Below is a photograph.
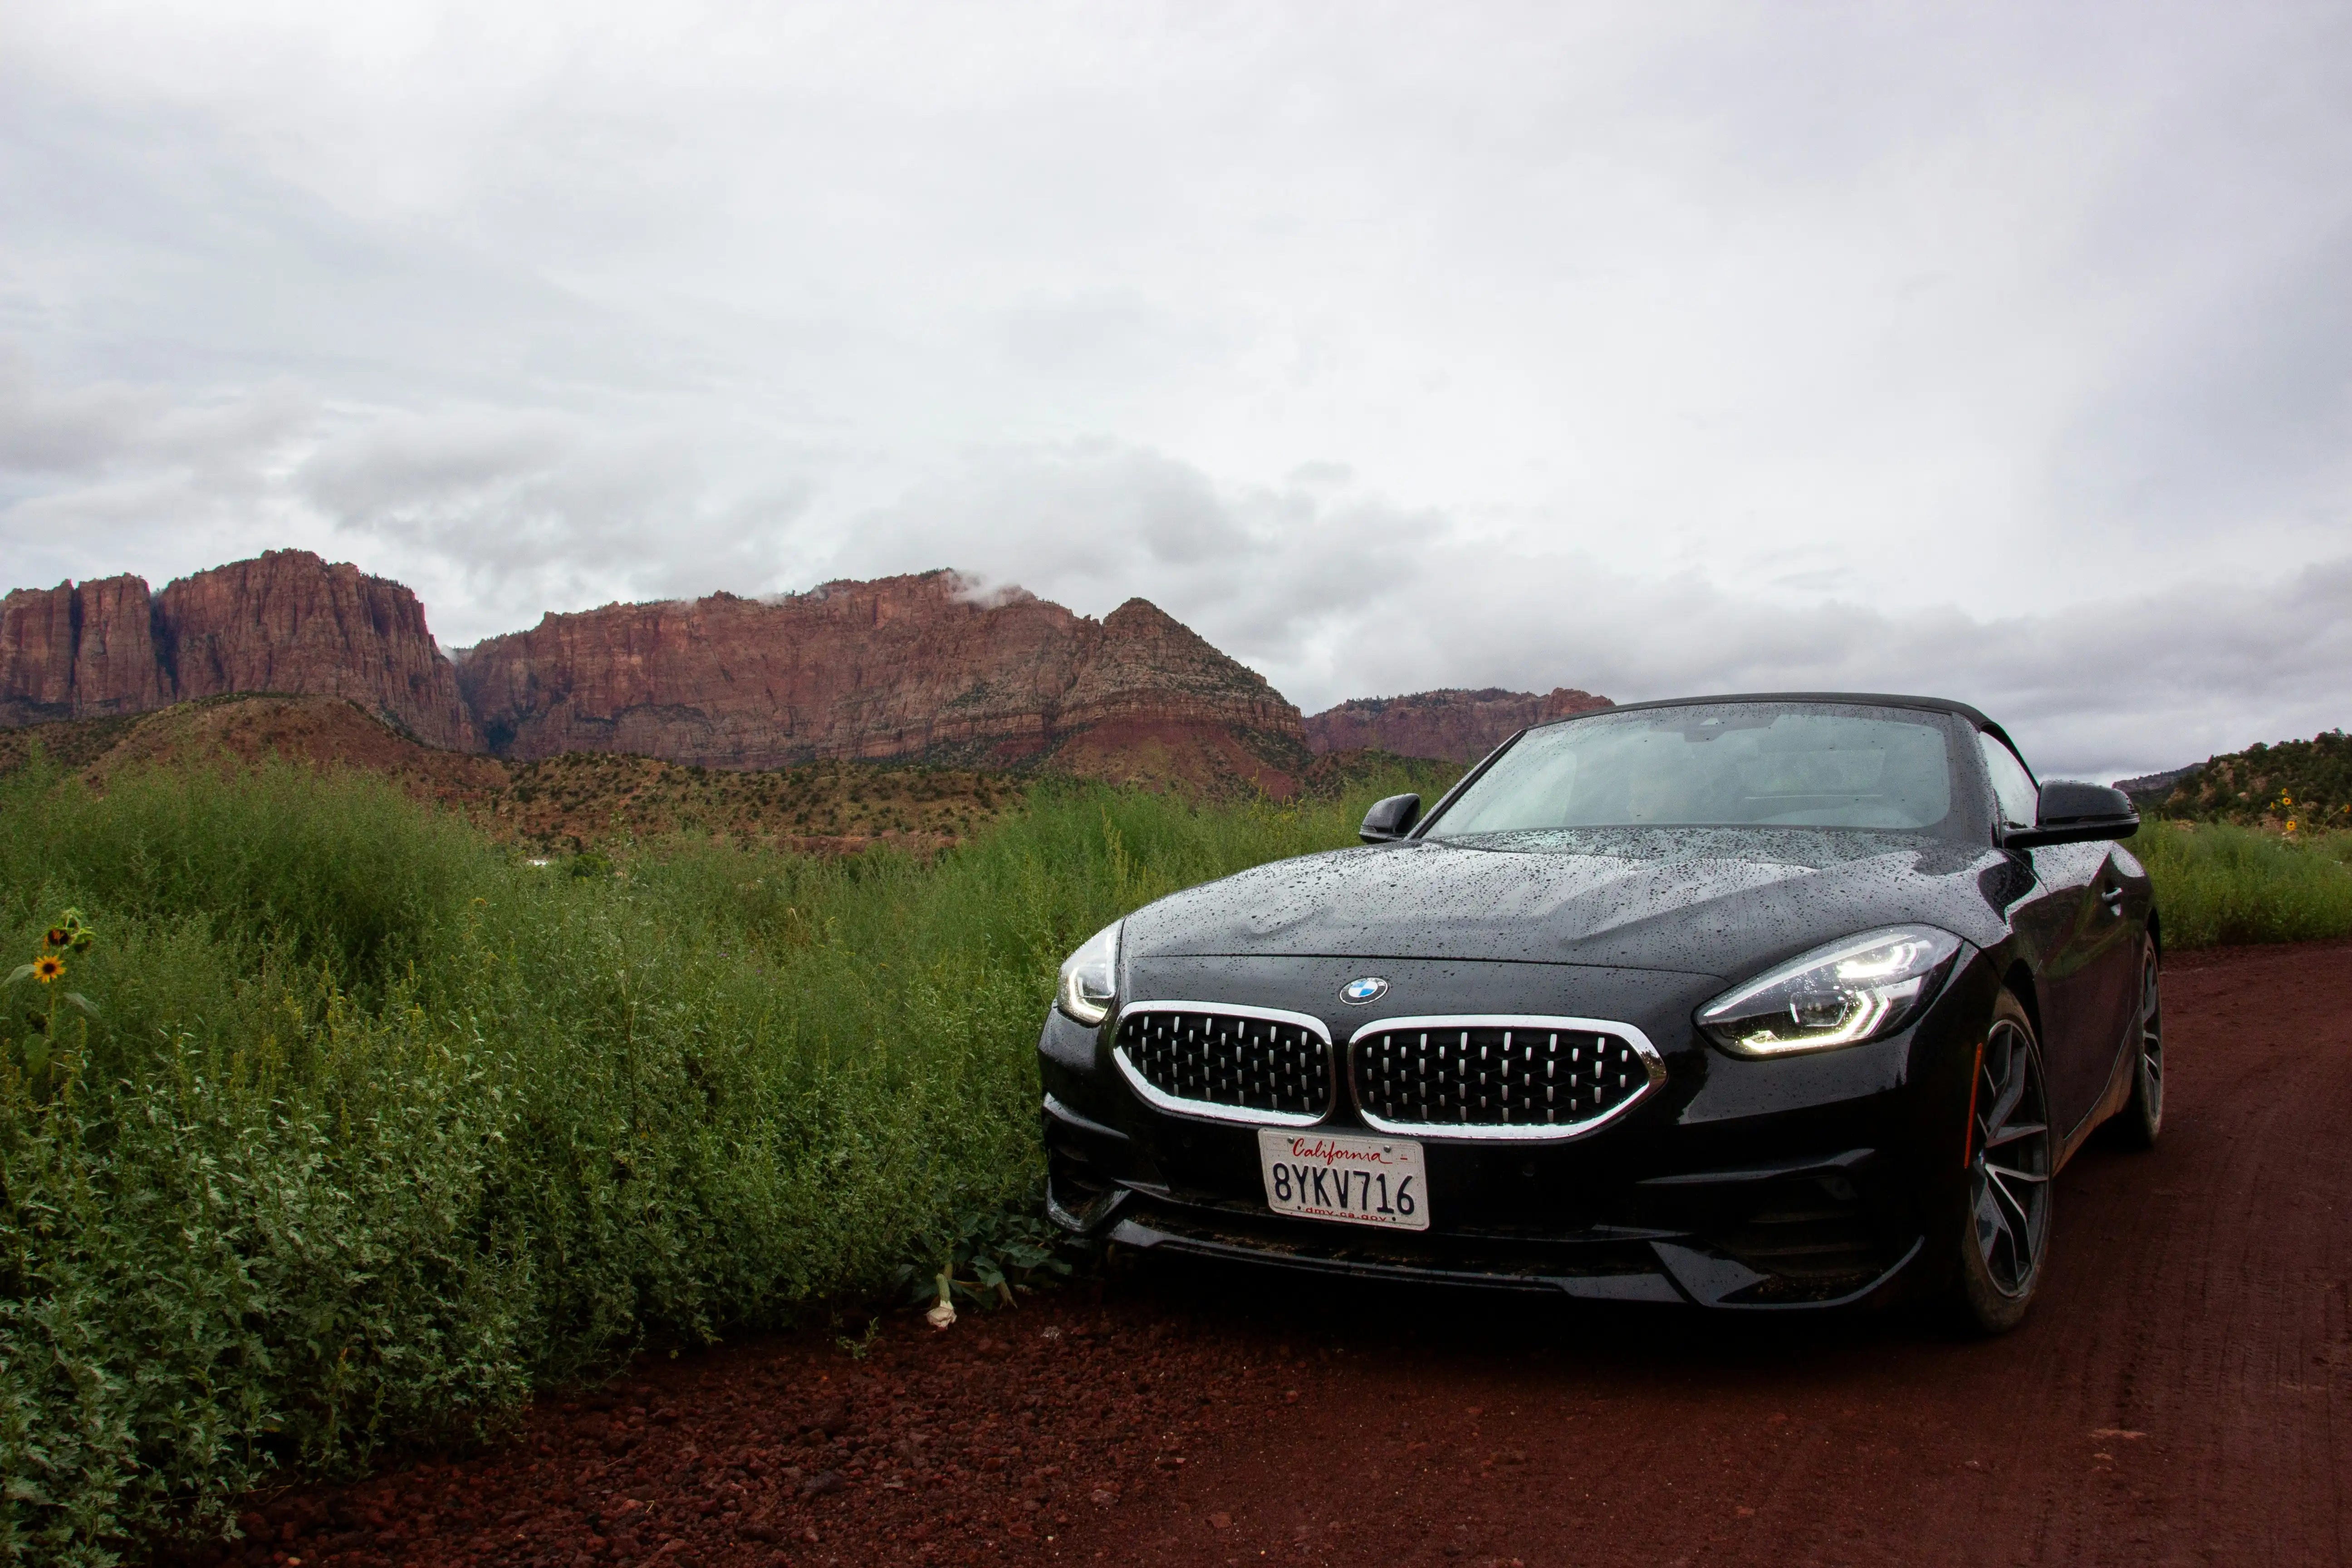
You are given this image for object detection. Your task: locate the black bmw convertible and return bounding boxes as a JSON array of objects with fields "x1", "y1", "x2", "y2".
[{"x1": 1037, "y1": 693, "x2": 2161, "y2": 1331}]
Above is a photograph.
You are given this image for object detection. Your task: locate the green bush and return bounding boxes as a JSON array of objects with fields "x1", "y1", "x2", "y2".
[
  {"x1": 2133, "y1": 820, "x2": 2352, "y2": 948},
  {"x1": 0, "y1": 759, "x2": 1450, "y2": 1563},
  {"x1": 0, "y1": 757, "x2": 490, "y2": 984},
  {"x1": 2145, "y1": 727, "x2": 2352, "y2": 827}
]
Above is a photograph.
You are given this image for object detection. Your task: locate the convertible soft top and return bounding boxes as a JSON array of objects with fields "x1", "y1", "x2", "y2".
[
  {"x1": 1530, "y1": 691, "x2": 1995, "y2": 728},
  {"x1": 1521, "y1": 691, "x2": 2016, "y2": 761}
]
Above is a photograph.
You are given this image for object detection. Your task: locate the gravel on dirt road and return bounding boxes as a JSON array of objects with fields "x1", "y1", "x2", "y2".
[
  {"x1": 189, "y1": 940, "x2": 2350, "y2": 1568},
  {"x1": 176, "y1": 1308, "x2": 1294, "y2": 1568}
]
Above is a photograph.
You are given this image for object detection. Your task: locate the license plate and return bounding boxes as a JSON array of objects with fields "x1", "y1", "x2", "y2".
[{"x1": 1256, "y1": 1127, "x2": 1429, "y2": 1231}]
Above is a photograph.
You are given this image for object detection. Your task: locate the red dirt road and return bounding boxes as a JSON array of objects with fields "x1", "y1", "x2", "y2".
[
  {"x1": 1072, "y1": 940, "x2": 2351, "y2": 1568},
  {"x1": 205, "y1": 942, "x2": 2348, "y2": 1568}
]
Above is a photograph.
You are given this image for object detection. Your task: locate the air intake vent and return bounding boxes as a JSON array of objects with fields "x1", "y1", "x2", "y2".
[
  {"x1": 1114, "y1": 1007, "x2": 1332, "y2": 1125},
  {"x1": 1352, "y1": 1017, "x2": 1662, "y2": 1139}
]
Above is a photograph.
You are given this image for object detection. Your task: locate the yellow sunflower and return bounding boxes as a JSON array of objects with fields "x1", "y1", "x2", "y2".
[{"x1": 32, "y1": 955, "x2": 65, "y2": 984}]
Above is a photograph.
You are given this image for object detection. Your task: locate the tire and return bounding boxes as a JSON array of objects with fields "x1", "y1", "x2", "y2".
[
  {"x1": 2112, "y1": 936, "x2": 2163, "y2": 1149},
  {"x1": 1949, "y1": 990, "x2": 2055, "y2": 1336}
]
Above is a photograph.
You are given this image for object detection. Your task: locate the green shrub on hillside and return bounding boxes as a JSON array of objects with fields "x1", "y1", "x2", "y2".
[
  {"x1": 0, "y1": 757, "x2": 1453, "y2": 1563},
  {"x1": 2147, "y1": 728, "x2": 2352, "y2": 829}
]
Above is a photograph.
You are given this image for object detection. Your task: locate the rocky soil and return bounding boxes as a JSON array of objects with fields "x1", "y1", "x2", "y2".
[
  {"x1": 0, "y1": 694, "x2": 1446, "y2": 851},
  {"x1": 174, "y1": 1302, "x2": 1291, "y2": 1568}
]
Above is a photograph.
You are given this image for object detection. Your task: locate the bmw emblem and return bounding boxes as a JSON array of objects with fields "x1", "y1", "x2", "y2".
[{"x1": 1340, "y1": 976, "x2": 1390, "y2": 1004}]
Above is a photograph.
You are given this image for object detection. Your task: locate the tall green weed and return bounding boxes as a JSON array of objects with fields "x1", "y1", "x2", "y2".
[
  {"x1": 0, "y1": 760, "x2": 1447, "y2": 1563},
  {"x1": 0, "y1": 757, "x2": 488, "y2": 984},
  {"x1": 2132, "y1": 820, "x2": 2352, "y2": 948}
]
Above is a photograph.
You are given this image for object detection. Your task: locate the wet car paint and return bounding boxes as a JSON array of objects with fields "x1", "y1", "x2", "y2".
[{"x1": 1041, "y1": 696, "x2": 2157, "y2": 1311}]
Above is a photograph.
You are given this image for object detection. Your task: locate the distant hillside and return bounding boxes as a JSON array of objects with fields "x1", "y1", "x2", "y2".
[
  {"x1": 0, "y1": 694, "x2": 1446, "y2": 855},
  {"x1": 0, "y1": 695, "x2": 1019, "y2": 855},
  {"x1": 2136, "y1": 730, "x2": 2352, "y2": 830},
  {"x1": 1303, "y1": 686, "x2": 1611, "y2": 762},
  {"x1": 2115, "y1": 764, "x2": 2203, "y2": 803},
  {"x1": 3, "y1": 549, "x2": 1625, "y2": 799}
]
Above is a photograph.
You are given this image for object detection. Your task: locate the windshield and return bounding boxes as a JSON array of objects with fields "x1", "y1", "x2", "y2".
[{"x1": 1422, "y1": 703, "x2": 1959, "y2": 838}]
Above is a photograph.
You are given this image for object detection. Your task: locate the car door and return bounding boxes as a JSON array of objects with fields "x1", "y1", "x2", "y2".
[
  {"x1": 1976, "y1": 732, "x2": 2124, "y2": 1137},
  {"x1": 2064, "y1": 842, "x2": 2146, "y2": 1123}
]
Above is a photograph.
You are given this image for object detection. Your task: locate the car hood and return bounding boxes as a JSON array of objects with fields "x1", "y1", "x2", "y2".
[{"x1": 1120, "y1": 827, "x2": 2007, "y2": 980}]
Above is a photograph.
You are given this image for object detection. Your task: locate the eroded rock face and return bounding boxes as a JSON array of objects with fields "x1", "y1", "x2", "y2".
[
  {"x1": 1303, "y1": 686, "x2": 1612, "y2": 762},
  {"x1": 0, "y1": 551, "x2": 475, "y2": 749},
  {"x1": 156, "y1": 553, "x2": 476, "y2": 750},
  {"x1": 0, "y1": 575, "x2": 166, "y2": 724},
  {"x1": 12, "y1": 553, "x2": 1630, "y2": 796},
  {"x1": 455, "y1": 572, "x2": 1305, "y2": 773}
]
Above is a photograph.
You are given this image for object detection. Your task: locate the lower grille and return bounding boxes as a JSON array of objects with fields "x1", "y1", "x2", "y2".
[
  {"x1": 1114, "y1": 1007, "x2": 1331, "y2": 1123},
  {"x1": 1353, "y1": 1018, "x2": 1661, "y2": 1137}
]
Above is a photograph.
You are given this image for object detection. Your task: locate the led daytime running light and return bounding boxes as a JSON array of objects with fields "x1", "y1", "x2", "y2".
[
  {"x1": 1056, "y1": 920, "x2": 1122, "y2": 1026},
  {"x1": 1699, "y1": 925, "x2": 1962, "y2": 1058}
]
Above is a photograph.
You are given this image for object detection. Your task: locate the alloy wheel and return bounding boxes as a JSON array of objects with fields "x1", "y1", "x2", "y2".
[
  {"x1": 2138, "y1": 949, "x2": 2164, "y2": 1125},
  {"x1": 1970, "y1": 1020, "x2": 2051, "y2": 1298}
]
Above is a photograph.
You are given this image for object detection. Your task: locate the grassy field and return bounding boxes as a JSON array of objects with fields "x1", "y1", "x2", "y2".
[
  {"x1": 2130, "y1": 818, "x2": 2352, "y2": 947},
  {"x1": 1, "y1": 758, "x2": 2345, "y2": 1563},
  {"x1": 0, "y1": 755, "x2": 1453, "y2": 1563}
]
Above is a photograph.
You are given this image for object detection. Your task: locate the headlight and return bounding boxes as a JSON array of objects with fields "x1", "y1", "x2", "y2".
[
  {"x1": 1056, "y1": 920, "x2": 1122, "y2": 1026},
  {"x1": 1697, "y1": 925, "x2": 1963, "y2": 1057}
]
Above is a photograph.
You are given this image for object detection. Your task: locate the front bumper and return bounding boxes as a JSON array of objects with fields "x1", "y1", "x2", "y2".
[{"x1": 1040, "y1": 952, "x2": 1993, "y2": 1310}]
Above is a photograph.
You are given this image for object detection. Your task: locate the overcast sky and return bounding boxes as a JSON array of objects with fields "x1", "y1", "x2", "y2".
[{"x1": 3, "y1": 2, "x2": 2347, "y2": 780}]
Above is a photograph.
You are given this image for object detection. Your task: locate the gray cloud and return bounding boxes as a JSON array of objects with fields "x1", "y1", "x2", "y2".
[
  {"x1": 849, "y1": 441, "x2": 2350, "y2": 781},
  {"x1": 0, "y1": 2, "x2": 2346, "y2": 778},
  {"x1": 296, "y1": 407, "x2": 825, "y2": 640}
]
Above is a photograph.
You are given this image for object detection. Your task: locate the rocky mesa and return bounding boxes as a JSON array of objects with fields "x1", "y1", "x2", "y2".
[
  {"x1": 1303, "y1": 686, "x2": 1612, "y2": 762},
  {"x1": 0, "y1": 551, "x2": 475, "y2": 750},
  {"x1": 2, "y1": 550, "x2": 1617, "y2": 789},
  {"x1": 454, "y1": 571, "x2": 1307, "y2": 786},
  {"x1": 0, "y1": 554, "x2": 1318, "y2": 792}
]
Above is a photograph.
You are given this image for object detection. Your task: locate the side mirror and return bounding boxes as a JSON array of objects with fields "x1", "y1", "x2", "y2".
[
  {"x1": 2004, "y1": 780, "x2": 2139, "y2": 849},
  {"x1": 1359, "y1": 793, "x2": 1422, "y2": 843}
]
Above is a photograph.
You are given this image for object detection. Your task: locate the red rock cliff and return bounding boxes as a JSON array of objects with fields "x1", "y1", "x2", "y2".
[
  {"x1": 1303, "y1": 686, "x2": 1612, "y2": 762},
  {"x1": 0, "y1": 574, "x2": 166, "y2": 724},
  {"x1": 0, "y1": 551, "x2": 474, "y2": 749},
  {"x1": 155, "y1": 552, "x2": 475, "y2": 749},
  {"x1": 456, "y1": 571, "x2": 1304, "y2": 770}
]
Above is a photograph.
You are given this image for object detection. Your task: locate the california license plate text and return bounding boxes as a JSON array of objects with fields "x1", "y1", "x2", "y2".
[{"x1": 1256, "y1": 1128, "x2": 1429, "y2": 1231}]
